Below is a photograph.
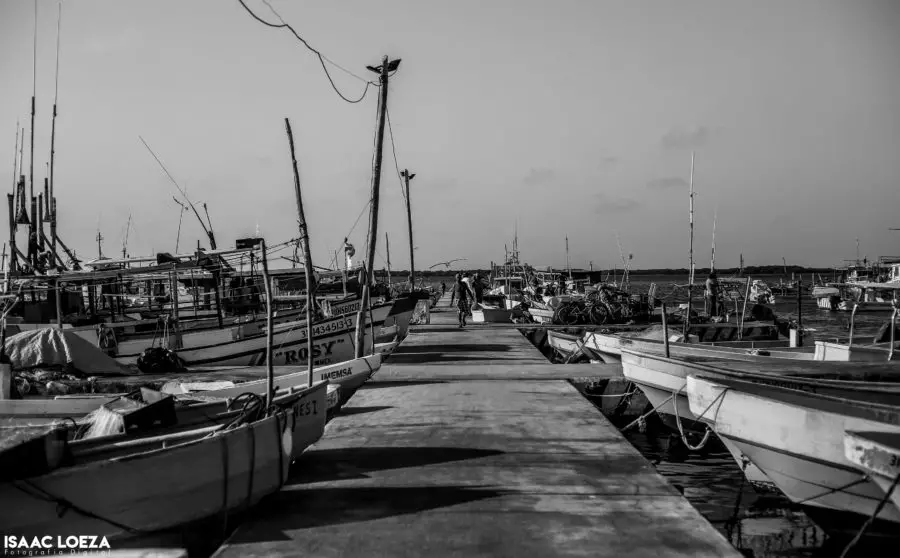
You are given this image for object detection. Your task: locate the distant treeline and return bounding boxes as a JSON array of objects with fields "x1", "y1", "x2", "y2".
[{"x1": 383, "y1": 265, "x2": 839, "y2": 278}]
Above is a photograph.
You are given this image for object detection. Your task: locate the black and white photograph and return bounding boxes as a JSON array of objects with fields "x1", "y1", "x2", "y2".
[{"x1": 1, "y1": 1, "x2": 899, "y2": 556}]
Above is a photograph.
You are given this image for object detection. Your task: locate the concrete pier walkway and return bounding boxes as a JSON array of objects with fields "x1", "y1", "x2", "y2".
[{"x1": 214, "y1": 293, "x2": 739, "y2": 558}]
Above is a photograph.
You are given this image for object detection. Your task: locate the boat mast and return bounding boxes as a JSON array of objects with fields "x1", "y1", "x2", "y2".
[
  {"x1": 139, "y1": 137, "x2": 217, "y2": 250},
  {"x1": 27, "y1": 0, "x2": 38, "y2": 269},
  {"x1": 49, "y1": 0, "x2": 62, "y2": 267},
  {"x1": 355, "y1": 55, "x2": 399, "y2": 359},
  {"x1": 385, "y1": 232, "x2": 391, "y2": 286},
  {"x1": 284, "y1": 117, "x2": 316, "y2": 388},
  {"x1": 688, "y1": 151, "x2": 695, "y2": 286},
  {"x1": 565, "y1": 235, "x2": 571, "y2": 280}
]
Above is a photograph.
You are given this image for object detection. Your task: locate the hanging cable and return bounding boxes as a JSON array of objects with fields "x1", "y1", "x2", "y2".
[
  {"x1": 236, "y1": 0, "x2": 373, "y2": 104},
  {"x1": 386, "y1": 106, "x2": 408, "y2": 205}
]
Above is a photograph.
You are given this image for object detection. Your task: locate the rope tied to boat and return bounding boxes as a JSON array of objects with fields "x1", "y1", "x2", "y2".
[
  {"x1": 840, "y1": 471, "x2": 900, "y2": 558},
  {"x1": 620, "y1": 392, "x2": 677, "y2": 433},
  {"x1": 670, "y1": 382, "x2": 730, "y2": 452},
  {"x1": 12, "y1": 479, "x2": 144, "y2": 535},
  {"x1": 795, "y1": 475, "x2": 869, "y2": 505}
]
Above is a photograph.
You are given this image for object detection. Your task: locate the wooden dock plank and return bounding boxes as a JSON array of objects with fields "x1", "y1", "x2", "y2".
[
  {"x1": 371, "y1": 363, "x2": 622, "y2": 381},
  {"x1": 214, "y1": 380, "x2": 739, "y2": 558}
]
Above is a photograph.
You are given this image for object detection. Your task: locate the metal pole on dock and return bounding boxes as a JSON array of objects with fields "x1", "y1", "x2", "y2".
[
  {"x1": 355, "y1": 55, "x2": 399, "y2": 359},
  {"x1": 401, "y1": 169, "x2": 415, "y2": 291},
  {"x1": 284, "y1": 117, "x2": 316, "y2": 386},
  {"x1": 54, "y1": 279, "x2": 63, "y2": 328},
  {"x1": 259, "y1": 239, "x2": 275, "y2": 406},
  {"x1": 169, "y1": 265, "x2": 181, "y2": 349},
  {"x1": 796, "y1": 281, "x2": 803, "y2": 347},
  {"x1": 739, "y1": 276, "x2": 751, "y2": 340},
  {"x1": 661, "y1": 302, "x2": 670, "y2": 358}
]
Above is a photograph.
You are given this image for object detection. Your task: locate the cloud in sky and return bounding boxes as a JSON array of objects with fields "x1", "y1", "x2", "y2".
[
  {"x1": 523, "y1": 168, "x2": 555, "y2": 186},
  {"x1": 647, "y1": 176, "x2": 689, "y2": 190},
  {"x1": 595, "y1": 193, "x2": 641, "y2": 213},
  {"x1": 660, "y1": 126, "x2": 711, "y2": 150}
]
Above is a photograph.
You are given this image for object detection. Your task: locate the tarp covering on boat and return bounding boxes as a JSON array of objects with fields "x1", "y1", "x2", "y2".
[{"x1": 4, "y1": 328, "x2": 138, "y2": 376}]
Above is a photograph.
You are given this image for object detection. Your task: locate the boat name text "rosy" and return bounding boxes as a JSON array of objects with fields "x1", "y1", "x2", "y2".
[
  {"x1": 293, "y1": 398, "x2": 319, "y2": 416},
  {"x1": 277, "y1": 341, "x2": 339, "y2": 364},
  {"x1": 321, "y1": 367, "x2": 354, "y2": 380}
]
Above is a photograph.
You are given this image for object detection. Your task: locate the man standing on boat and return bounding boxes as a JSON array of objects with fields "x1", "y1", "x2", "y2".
[
  {"x1": 705, "y1": 272, "x2": 719, "y2": 317},
  {"x1": 450, "y1": 273, "x2": 475, "y2": 327},
  {"x1": 472, "y1": 273, "x2": 485, "y2": 304}
]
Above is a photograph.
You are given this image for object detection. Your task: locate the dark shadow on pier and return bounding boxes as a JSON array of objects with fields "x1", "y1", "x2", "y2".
[
  {"x1": 361, "y1": 380, "x2": 449, "y2": 388},
  {"x1": 336, "y1": 405, "x2": 394, "y2": 416},
  {"x1": 394, "y1": 344, "x2": 512, "y2": 354},
  {"x1": 229, "y1": 485, "x2": 511, "y2": 542},
  {"x1": 385, "y1": 353, "x2": 523, "y2": 364},
  {"x1": 288, "y1": 446, "x2": 506, "y2": 484}
]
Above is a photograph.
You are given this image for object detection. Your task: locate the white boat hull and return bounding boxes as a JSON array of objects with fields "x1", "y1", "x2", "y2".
[
  {"x1": 621, "y1": 351, "x2": 776, "y2": 491},
  {"x1": 167, "y1": 354, "x2": 383, "y2": 406},
  {"x1": 844, "y1": 431, "x2": 900, "y2": 516},
  {"x1": 687, "y1": 375, "x2": 900, "y2": 523},
  {"x1": 0, "y1": 409, "x2": 296, "y2": 540}
]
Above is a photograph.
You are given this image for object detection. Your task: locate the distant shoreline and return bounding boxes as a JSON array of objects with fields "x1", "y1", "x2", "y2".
[{"x1": 389, "y1": 266, "x2": 842, "y2": 277}]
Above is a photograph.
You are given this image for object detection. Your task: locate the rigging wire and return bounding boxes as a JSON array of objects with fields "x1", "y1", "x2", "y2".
[
  {"x1": 385, "y1": 106, "x2": 408, "y2": 205},
  {"x1": 236, "y1": 0, "x2": 373, "y2": 104}
]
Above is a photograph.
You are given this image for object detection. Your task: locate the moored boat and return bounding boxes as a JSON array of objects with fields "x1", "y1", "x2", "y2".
[
  {"x1": 844, "y1": 431, "x2": 900, "y2": 514},
  {"x1": 686, "y1": 373, "x2": 900, "y2": 535},
  {"x1": 0, "y1": 405, "x2": 298, "y2": 541}
]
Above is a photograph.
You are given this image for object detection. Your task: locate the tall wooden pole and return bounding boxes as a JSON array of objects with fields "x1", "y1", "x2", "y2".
[
  {"x1": 169, "y1": 265, "x2": 181, "y2": 349},
  {"x1": 27, "y1": 0, "x2": 37, "y2": 261},
  {"x1": 687, "y1": 151, "x2": 696, "y2": 322},
  {"x1": 260, "y1": 239, "x2": 275, "y2": 407},
  {"x1": 355, "y1": 55, "x2": 399, "y2": 359},
  {"x1": 401, "y1": 169, "x2": 415, "y2": 290},
  {"x1": 49, "y1": 1, "x2": 61, "y2": 264},
  {"x1": 385, "y1": 232, "x2": 391, "y2": 286},
  {"x1": 284, "y1": 118, "x2": 316, "y2": 386}
]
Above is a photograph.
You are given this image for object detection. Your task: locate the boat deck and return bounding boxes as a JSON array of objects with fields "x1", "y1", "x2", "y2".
[{"x1": 213, "y1": 293, "x2": 740, "y2": 558}]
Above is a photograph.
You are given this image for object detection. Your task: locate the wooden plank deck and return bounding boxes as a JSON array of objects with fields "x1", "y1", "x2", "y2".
[{"x1": 212, "y1": 293, "x2": 739, "y2": 558}]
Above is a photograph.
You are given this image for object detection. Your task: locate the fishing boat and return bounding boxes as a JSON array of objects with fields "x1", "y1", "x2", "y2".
[
  {"x1": 0, "y1": 354, "x2": 373, "y2": 426},
  {"x1": 0, "y1": 405, "x2": 297, "y2": 541},
  {"x1": 815, "y1": 282, "x2": 896, "y2": 312},
  {"x1": 622, "y1": 350, "x2": 900, "y2": 489},
  {"x1": 686, "y1": 374, "x2": 900, "y2": 536},
  {"x1": 844, "y1": 431, "x2": 900, "y2": 513},
  {"x1": 161, "y1": 353, "x2": 383, "y2": 408},
  {"x1": 583, "y1": 321, "x2": 786, "y2": 362}
]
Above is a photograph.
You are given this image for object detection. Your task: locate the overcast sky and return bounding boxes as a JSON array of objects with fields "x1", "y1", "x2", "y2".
[{"x1": 1, "y1": 0, "x2": 898, "y2": 272}]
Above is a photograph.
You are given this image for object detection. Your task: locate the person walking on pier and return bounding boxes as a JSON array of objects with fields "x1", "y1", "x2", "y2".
[
  {"x1": 705, "y1": 272, "x2": 720, "y2": 317},
  {"x1": 450, "y1": 272, "x2": 475, "y2": 327},
  {"x1": 441, "y1": 281, "x2": 447, "y2": 298}
]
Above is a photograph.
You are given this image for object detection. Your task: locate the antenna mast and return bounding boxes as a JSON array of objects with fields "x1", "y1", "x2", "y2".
[{"x1": 710, "y1": 207, "x2": 717, "y2": 273}]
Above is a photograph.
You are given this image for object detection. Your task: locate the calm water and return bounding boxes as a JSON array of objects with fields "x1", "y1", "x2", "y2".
[{"x1": 502, "y1": 273, "x2": 891, "y2": 557}]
